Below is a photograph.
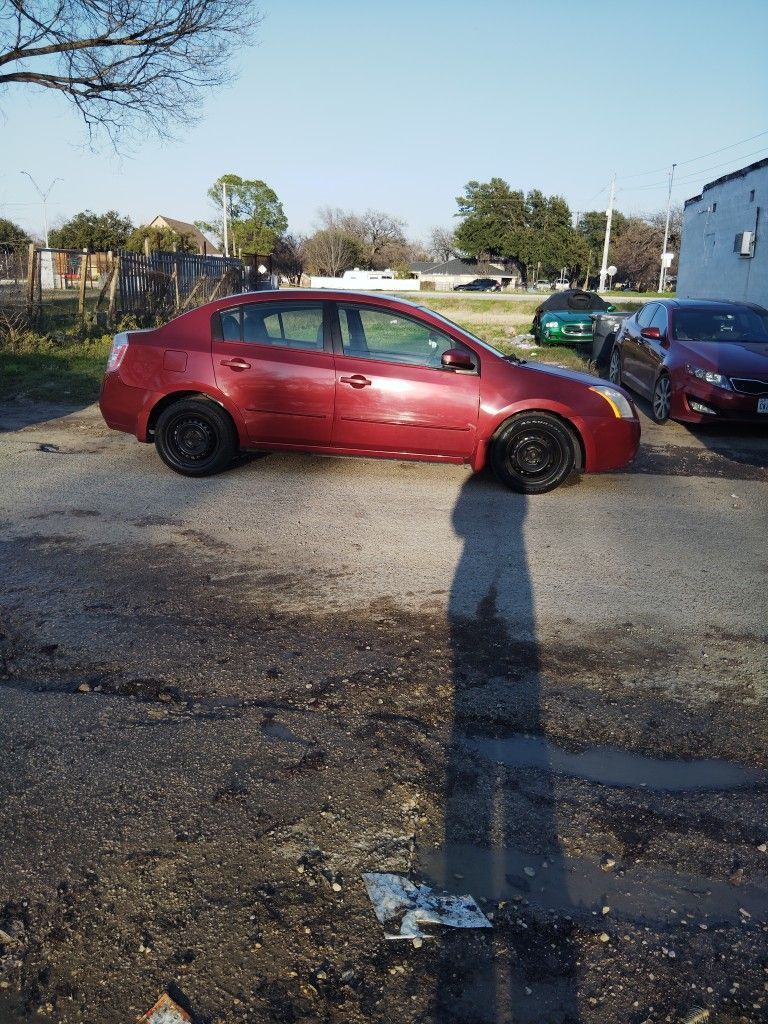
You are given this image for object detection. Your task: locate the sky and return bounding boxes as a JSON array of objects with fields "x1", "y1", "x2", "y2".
[{"x1": 2, "y1": 0, "x2": 768, "y2": 245}]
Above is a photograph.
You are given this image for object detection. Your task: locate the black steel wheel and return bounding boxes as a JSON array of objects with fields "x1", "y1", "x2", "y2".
[
  {"x1": 155, "y1": 397, "x2": 237, "y2": 476},
  {"x1": 651, "y1": 373, "x2": 672, "y2": 424},
  {"x1": 490, "y1": 413, "x2": 578, "y2": 494}
]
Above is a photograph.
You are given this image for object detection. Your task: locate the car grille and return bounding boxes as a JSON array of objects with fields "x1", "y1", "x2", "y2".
[
  {"x1": 562, "y1": 323, "x2": 592, "y2": 337},
  {"x1": 730, "y1": 377, "x2": 768, "y2": 395}
]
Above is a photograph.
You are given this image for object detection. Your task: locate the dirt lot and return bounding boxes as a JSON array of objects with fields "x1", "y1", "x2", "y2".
[{"x1": 1, "y1": 401, "x2": 767, "y2": 1024}]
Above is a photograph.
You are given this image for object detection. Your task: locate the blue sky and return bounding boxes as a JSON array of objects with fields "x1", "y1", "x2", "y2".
[{"x1": 2, "y1": 0, "x2": 767, "y2": 244}]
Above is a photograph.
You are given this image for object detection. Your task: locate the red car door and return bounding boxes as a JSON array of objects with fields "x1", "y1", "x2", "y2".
[
  {"x1": 330, "y1": 302, "x2": 480, "y2": 458},
  {"x1": 212, "y1": 300, "x2": 335, "y2": 446}
]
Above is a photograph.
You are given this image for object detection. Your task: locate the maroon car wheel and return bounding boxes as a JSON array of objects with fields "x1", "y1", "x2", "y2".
[
  {"x1": 155, "y1": 398, "x2": 237, "y2": 476},
  {"x1": 491, "y1": 413, "x2": 577, "y2": 494}
]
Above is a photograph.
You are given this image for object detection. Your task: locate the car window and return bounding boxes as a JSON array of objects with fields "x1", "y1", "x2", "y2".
[
  {"x1": 649, "y1": 306, "x2": 668, "y2": 334},
  {"x1": 337, "y1": 304, "x2": 475, "y2": 369},
  {"x1": 636, "y1": 303, "x2": 658, "y2": 328},
  {"x1": 214, "y1": 303, "x2": 325, "y2": 348}
]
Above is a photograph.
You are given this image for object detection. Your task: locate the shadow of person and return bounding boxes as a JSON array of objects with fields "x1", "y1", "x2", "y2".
[{"x1": 429, "y1": 473, "x2": 581, "y2": 1024}]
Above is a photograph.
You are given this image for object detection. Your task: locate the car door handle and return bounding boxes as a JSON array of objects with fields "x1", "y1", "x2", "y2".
[
  {"x1": 220, "y1": 357, "x2": 251, "y2": 371},
  {"x1": 339, "y1": 374, "x2": 372, "y2": 388}
]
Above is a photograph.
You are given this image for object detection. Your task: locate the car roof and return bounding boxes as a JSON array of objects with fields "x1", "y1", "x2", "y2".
[{"x1": 658, "y1": 297, "x2": 768, "y2": 313}]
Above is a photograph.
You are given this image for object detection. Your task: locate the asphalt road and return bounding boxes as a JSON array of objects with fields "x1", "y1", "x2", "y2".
[{"x1": 1, "y1": 401, "x2": 767, "y2": 1024}]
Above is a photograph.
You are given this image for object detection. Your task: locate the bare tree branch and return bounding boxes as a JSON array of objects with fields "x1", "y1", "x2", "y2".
[{"x1": 0, "y1": 0, "x2": 262, "y2": 145}]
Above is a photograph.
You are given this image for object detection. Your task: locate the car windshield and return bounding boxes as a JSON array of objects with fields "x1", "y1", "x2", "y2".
[{"x1": 673, "y1": 307, "x2": 768, "y2": 342}]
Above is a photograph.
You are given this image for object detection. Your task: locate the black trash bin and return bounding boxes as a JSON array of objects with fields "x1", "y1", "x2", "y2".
[{"x1": 590, "y1": 311, "x2": 632, "y2": 372}]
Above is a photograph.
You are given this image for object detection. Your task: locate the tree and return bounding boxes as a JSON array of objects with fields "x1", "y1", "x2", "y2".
[
  {"x1": 608, "y1": 207, "x2": 683, "y2": 290},
  {"x1": 125, "y1": 225, "x2": 197, "y2": 253},
  {"x1": 205, "y1": 174, "x2": 287, "y2": 255},
  {"x1": 0, "y1": 0, "x2": 262, "y2": 143},
  {"x1": 302, "y1": 209, "x2": 361, "y2": 277},
  {"x1": 454, "y1": 178, "x2": 527, "y2": 266},
  {"x1": 576, "y1": 209, "x2": 628, "y2": 269},
  {"x1": 49, "y1": 209, "x2": 133, "y2": 250},
  {"x1": 271, "y1": 233, "x2": 305, "y2": 283},
  {"x1": 0, "y1": 217, "x2": 30, "y2": 251},
  {"x1": 454, "y1": 179, "x2": 586, "y2": 284},
  {"x1": 428, "y1": 226, "x2": 456, "y2": 262},
  {"x1": 356, "y1": 210, "x2": 408, "y2": 269}
]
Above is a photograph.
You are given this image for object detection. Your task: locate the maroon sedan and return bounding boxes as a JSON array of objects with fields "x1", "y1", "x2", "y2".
[
  {"x1": 100, "y1": 291, "x2": 639, "y2": 493},
  {"x1": 609, "y1": 298, "x2": 768, "y2": 424}
]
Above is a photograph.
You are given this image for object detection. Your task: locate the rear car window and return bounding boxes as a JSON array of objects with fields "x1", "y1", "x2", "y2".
[{"x1": 213, "y1": 303, "x2": 325, "y2": 350}]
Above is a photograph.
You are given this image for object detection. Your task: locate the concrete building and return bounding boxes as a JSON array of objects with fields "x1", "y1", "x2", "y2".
[{"x1": 677, "y1": 158, "x2": 766, "y2": 308}]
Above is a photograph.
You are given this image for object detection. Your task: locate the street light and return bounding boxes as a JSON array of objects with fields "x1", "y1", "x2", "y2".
[{"x1": 20, "y1": 172, "x2": 62, "y2": 249}]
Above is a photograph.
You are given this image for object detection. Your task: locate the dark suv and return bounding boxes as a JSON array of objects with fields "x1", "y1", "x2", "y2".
[{"x1": 454, "y1": 278, "x2": 501, "y2": 292}]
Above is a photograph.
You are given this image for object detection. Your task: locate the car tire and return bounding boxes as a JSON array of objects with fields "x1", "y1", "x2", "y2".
[
  {"x1": 608, "y1": 346, "x2": 623, "y2": 386},
  {"x1": 155, "y1": 397, "x2": 238, "y2": 476},
  {"x1": 491, "y1": 413, "x2": 577, "y2": 494},
  {"x1": 651, "y1": 373, "x2": 672, "y2": 424}
]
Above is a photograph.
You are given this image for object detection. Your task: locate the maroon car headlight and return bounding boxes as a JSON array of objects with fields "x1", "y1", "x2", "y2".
[
  {"x1": 589, "y1": 385, "x2": 636, "y2": 419},
  {"x1": 685, "y1": 363, "x2": 733, "y2": 391}
]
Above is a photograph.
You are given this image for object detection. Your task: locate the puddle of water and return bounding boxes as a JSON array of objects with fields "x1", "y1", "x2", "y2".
[
  {"x1": 261, "y1": 714, "x2": 310, "y2": 745},
  {"x1": 463, "y1": 733, "x2": 768, "y2": 792},
  {"x1": 419, "y1": 844, "x2": 768, "y2": 927}
]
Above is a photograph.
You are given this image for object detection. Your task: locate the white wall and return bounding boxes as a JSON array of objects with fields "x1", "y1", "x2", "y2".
[
  {"x1": 678, "y1": 163, "x2": 767, "y2": 308},
  {"x1": 309, "y1": 276, "x2": 415, "y2": 291}
]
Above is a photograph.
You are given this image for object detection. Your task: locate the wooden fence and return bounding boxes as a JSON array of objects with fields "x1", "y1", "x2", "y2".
[{"x1": 0, "y1": 244, "x2": 245, "y2": 330}]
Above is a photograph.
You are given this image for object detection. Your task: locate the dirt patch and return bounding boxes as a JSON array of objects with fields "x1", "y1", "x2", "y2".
[{"x1": 1, "y1": 518, "x2": 766, "y2": 1023}]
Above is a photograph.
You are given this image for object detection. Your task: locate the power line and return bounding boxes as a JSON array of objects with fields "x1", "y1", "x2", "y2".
[
  {"x1": 618, "y1": 128, "x2": 768, "y2": 181},
  {"x1": 618, "y1": 145, "x2": 768, "y2": 193}
]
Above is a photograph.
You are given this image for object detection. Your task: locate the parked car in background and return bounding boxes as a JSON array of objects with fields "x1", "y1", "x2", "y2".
[
  {"x1": 532, "y1": 289, "x2": 616, "y2": 346},
  {"x1": 532, "y1": 280, "x2": 555, "y2": 291},
  {"x1": 100, "y1": 290, "x2": 640, "y2": 494},
  {"x1": 453, "y1": 278, "x2": 501, "y2": 292},
  {"x1": 608, "y1": 298, "x2": 768, "y2": 424}
]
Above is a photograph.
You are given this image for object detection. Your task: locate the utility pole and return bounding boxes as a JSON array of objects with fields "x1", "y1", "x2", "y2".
[
  {"x1": 20, "y1": 172, "x2": 61, "y2": 248},
  {"x1": 598, "y1": 175, "x2": 616, "y2": 292},
  {"x1": 658, "y1": 163, "x2": 677, "y2": 292},
  {"x1": 222, "y1": 181, "x2": 230, "y2": 258}
]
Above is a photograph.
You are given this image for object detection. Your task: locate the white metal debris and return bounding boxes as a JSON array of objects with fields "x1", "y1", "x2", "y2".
[
  {"x1": 362, "y1": 872, "x2": 492, "y2": 940},
  {"x1": 137, "y1": 993, "x2": 191, "y2": 1023}
]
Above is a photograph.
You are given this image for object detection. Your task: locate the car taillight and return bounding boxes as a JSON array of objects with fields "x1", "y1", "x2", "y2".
[{"x1": 106, "y1": 332, "x2": 129, "y2": 372}]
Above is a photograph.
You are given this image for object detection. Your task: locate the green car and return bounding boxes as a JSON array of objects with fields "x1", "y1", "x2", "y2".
[{"x1": 531, "y1": 289, "x2": 616, "y2": 345}]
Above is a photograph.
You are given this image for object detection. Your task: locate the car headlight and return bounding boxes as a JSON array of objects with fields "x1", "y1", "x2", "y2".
[
  {"x1": 685, "y1": 363, "x2": 733, "y2": 390},
  {"x1": 589, "y1": 385, "x2": 636, "y2": 420},
  {"x1": 544, "y1": 321, "x2": 559, "y2": 329}
]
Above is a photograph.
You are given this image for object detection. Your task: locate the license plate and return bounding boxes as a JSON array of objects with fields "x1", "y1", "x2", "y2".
[{"x1": 759, "y1": 398, "x2": 768, "y2": 413}]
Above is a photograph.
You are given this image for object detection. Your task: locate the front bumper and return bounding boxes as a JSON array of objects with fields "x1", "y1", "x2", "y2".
[{"x1": 672, "y1": 377, "x2": 768, "y2": 424}]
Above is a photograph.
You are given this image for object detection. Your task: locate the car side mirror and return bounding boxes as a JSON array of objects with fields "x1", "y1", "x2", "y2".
[
  {"x1": 640, "y1": 327, "x2": 661, "y2": 340},
  {"x1": 606, "y1": 304, "x2": 617, "y2": 312},
  {"x1": 441, "y1": 348, "x2": 475, "y2": 371}
]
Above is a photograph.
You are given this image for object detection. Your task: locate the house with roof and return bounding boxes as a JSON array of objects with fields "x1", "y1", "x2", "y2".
[
  {"x1": 677, "y1": 157, "x2": 766, "y2": 308},
  {"x1": 409, "y1": 258, "x2": 519, "y2": 290},
  {"x1": 147, "y1": 215, "x2": 221, "y2": 256}
]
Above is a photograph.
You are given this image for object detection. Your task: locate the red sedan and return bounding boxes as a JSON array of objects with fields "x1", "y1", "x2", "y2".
[
  {"x1": 100, "y1": 291, "x2": 640, "y2": 494},
  {"x1": 609, "y1": 298, "x2": 768, "y2": 424}
]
